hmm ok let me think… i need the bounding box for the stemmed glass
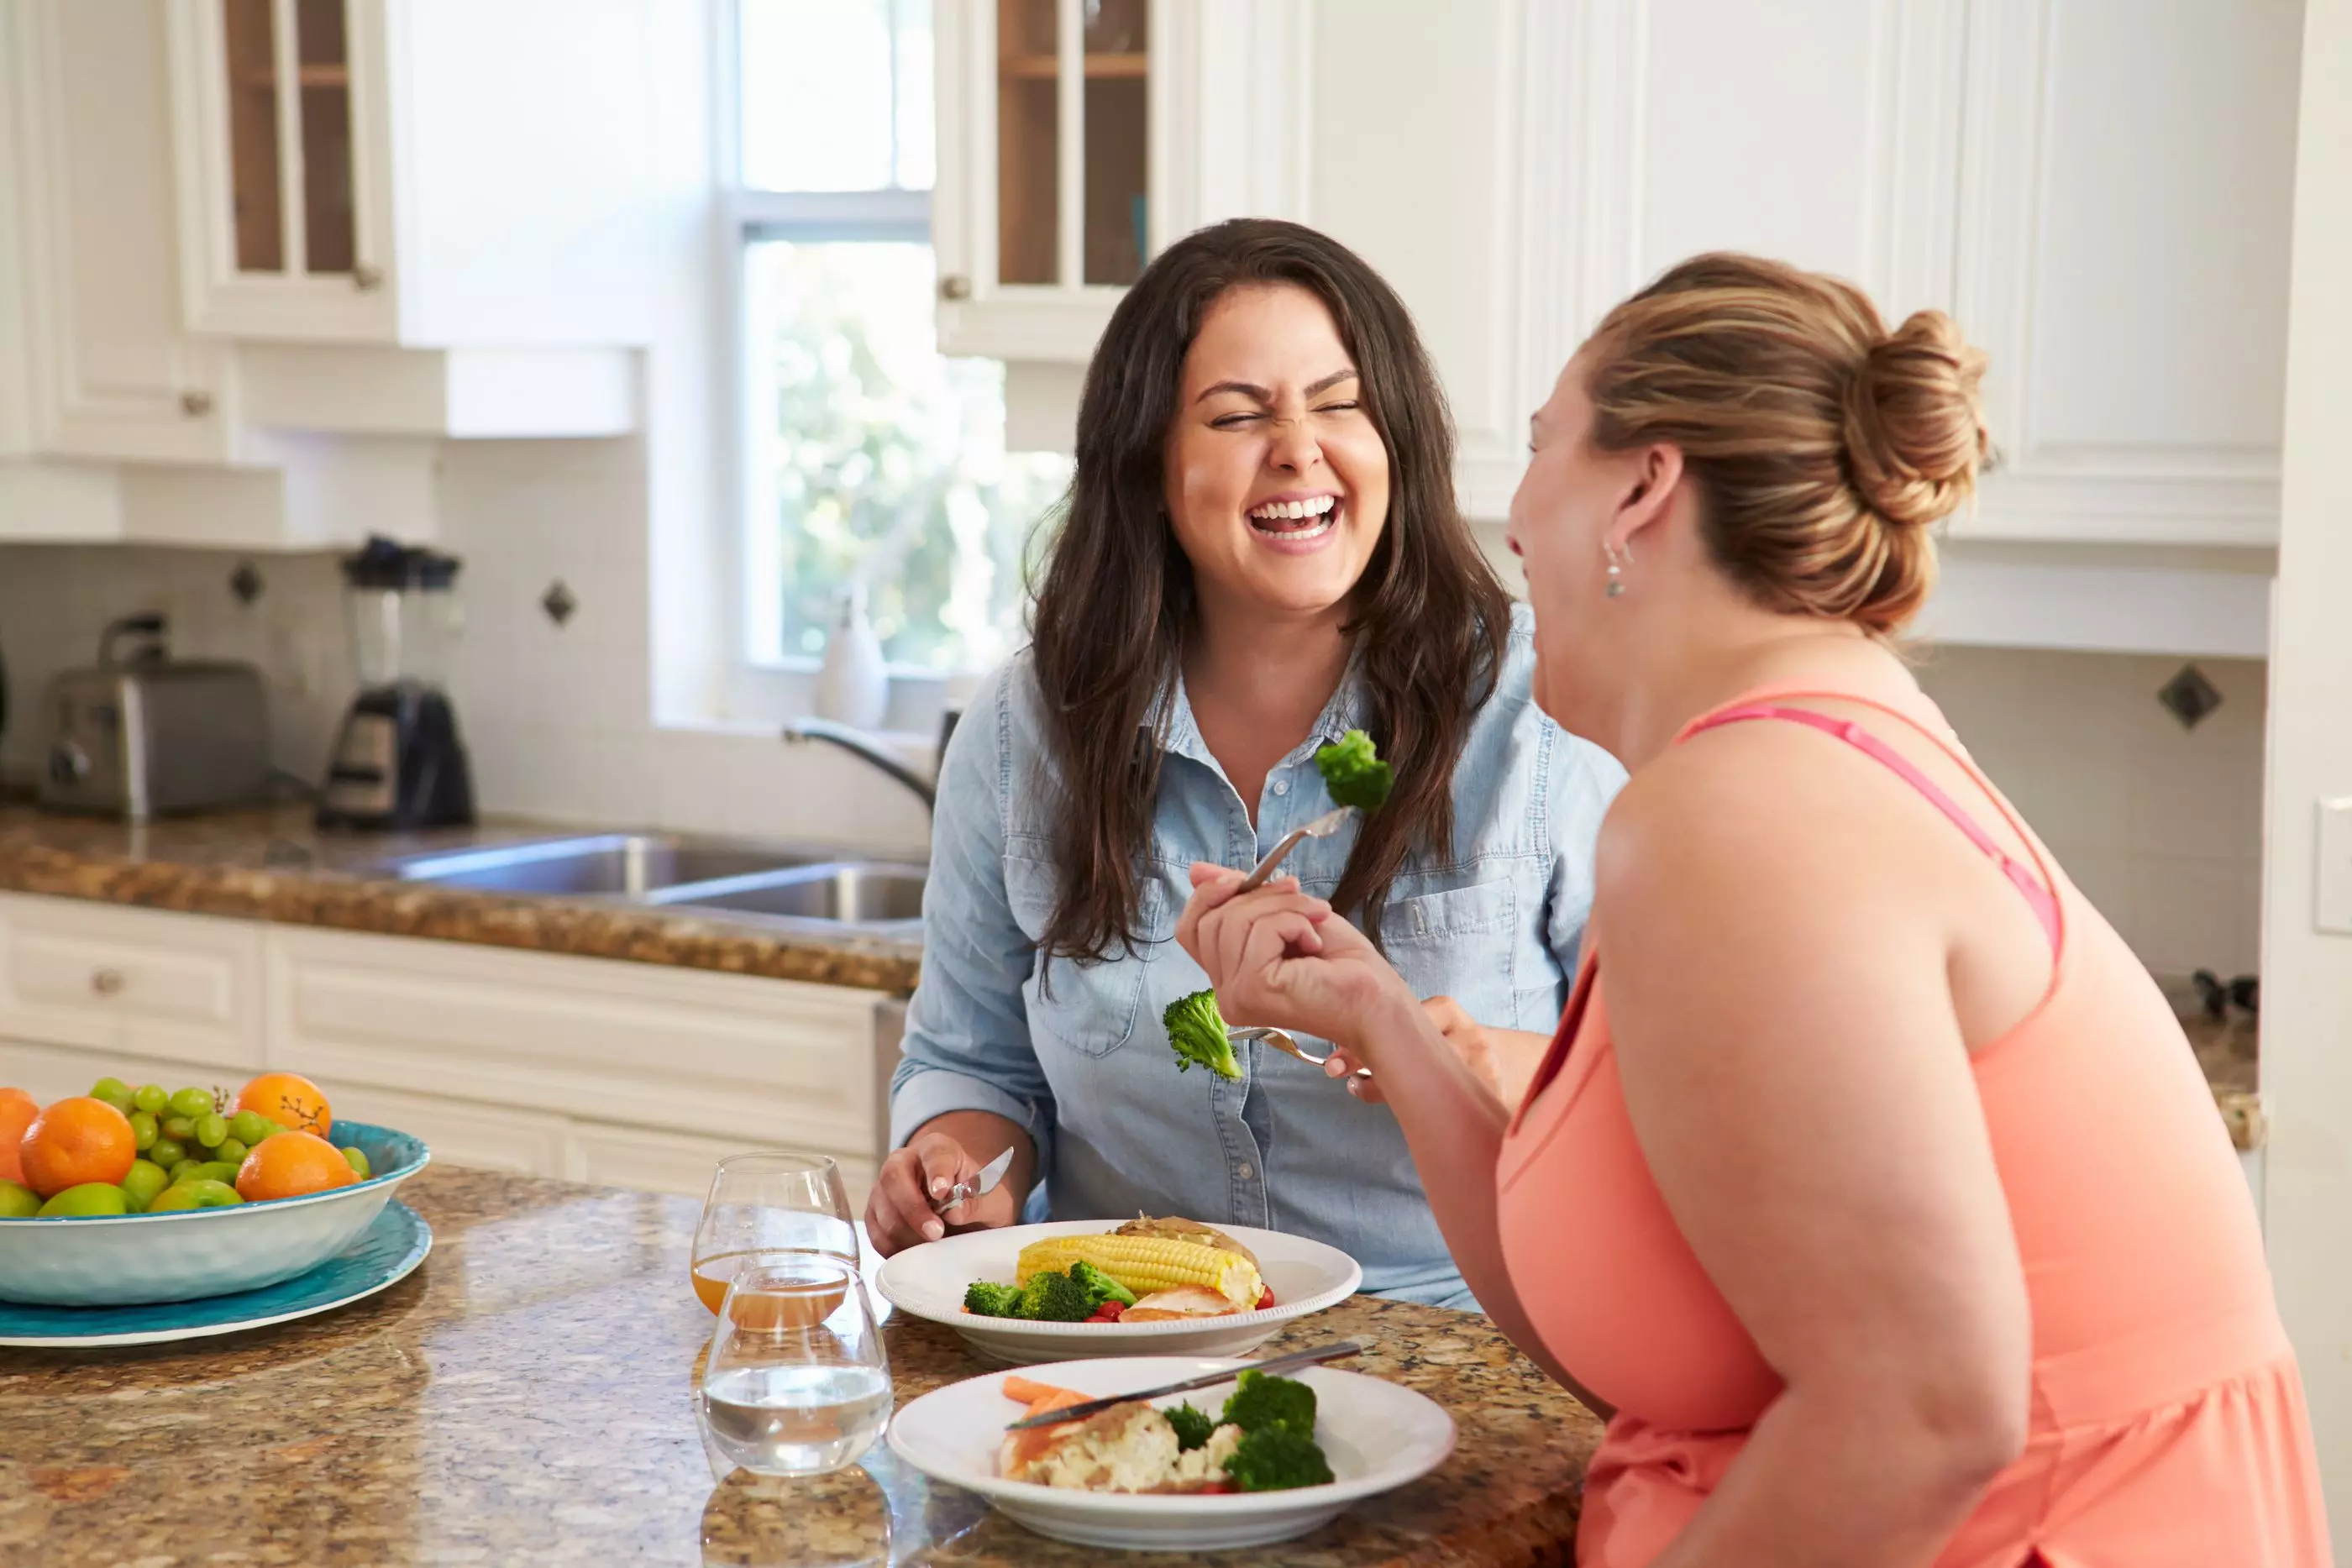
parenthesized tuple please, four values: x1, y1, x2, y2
(698, 1256, 891, 1478)
(690, 1151, 856, 1314)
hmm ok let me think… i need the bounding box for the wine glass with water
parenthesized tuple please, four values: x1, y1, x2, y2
(699, 1255, 891, 1477)
(690, 1151, 857, 1313)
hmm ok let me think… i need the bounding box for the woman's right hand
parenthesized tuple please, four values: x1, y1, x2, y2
(1177, 863, 1418, 1058)
(864, 1123, 1025, 1256)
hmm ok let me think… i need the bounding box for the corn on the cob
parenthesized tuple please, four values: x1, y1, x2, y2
(1016, 1233, 1263, 1308)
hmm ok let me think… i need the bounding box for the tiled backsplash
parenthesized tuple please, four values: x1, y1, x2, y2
(0, 517, 2269, 979)
(1914, 646, 2267, 978)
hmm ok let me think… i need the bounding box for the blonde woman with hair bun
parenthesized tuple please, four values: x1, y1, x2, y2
(1174, 253, 2329, 1565)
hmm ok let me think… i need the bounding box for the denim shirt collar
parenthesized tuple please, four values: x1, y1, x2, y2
(1142, 658, 1373, 771)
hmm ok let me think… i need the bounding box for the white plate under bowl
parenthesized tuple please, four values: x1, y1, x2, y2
(0, 1121, 429, 1308)
(874, 1220, 1361, 1366)
(887, 1355, 1456, 1551)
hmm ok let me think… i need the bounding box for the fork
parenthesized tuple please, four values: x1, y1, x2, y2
(1230, 1025, 1373, 1079)
(1234, 805, 1356, 894)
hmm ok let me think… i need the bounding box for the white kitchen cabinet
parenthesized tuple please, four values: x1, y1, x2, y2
(164, 0, 656, 351)
(2, 0, 237, 468)
(1315, 0, 2299, 551)
(0, 893, 266, 1073)
(0, 893, 896, 1198)
(932, 0, 1310, 360)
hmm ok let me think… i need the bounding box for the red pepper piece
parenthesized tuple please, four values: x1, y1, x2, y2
(1256, 1287, 1274, 1310)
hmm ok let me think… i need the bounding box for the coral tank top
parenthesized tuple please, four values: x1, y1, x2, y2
(1497, 690, 2331, 1567)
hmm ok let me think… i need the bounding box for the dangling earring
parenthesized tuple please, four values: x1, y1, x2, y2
(1604, 541, 1630, 598)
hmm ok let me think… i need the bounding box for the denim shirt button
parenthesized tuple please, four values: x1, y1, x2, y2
(1271, 779, 1289, 796)
(1236, 1162, 1255, 1181)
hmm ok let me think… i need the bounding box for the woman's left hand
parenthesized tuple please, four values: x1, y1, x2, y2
(1177, 863, 1415, 1054)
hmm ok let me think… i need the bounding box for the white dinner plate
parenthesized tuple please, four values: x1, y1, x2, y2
(874, 1219, 1361, 1366)
(887, 1355, 1456, 1551)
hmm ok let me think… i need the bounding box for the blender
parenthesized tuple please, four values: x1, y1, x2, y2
(317, 536, 475, 830)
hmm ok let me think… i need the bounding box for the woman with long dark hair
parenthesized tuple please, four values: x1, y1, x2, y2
(864, 219, 1624, 1306)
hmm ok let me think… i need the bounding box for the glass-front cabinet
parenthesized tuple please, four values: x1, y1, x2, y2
(166, 0, 396, 341)
(934, 0, 1163, 360)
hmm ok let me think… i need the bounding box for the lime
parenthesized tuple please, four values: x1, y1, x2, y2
(119, 1159, 171, 1210)
(90, 1077, 134, 1114)
(148, 1136, 187, 1169)
(171, 1161, 240, 1188)
(340, 1146, 372, 1179)
(168, 1088, 215, 1120)
(0, 1179, 39, 1218)
(38, 1183, 131, 1218)
(131, 1083, 167, 1115)
(146, 1179, 242, 1212)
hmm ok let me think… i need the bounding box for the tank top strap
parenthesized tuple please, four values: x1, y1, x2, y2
(1677, 690, 2063, 956)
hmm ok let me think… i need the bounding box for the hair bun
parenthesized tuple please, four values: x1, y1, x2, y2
(1841, 309, 1989, 529)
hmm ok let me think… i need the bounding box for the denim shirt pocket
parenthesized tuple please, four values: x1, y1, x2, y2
(1005, 852, 1170, 1060)
(1378, 876, 1520, 1026)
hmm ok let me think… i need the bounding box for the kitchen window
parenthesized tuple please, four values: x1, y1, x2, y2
(733, 0, 1073, 678)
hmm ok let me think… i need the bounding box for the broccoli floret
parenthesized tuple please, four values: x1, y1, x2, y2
(963, 1281, 1023, 1318)
(1222, 1425, 1335, 1492)
(1164, 1402, 1216, 1451)
(1315, 728, 1394, 812)
(1163, 989, 1241, 1080)
(1221, 1370, 1318, 1440)
(1018, 1268, 1096, 1323)
(1068, 1258, 1137, 1308)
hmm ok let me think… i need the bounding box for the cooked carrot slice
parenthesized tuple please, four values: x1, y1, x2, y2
(1002, 1375, 1081, 1407)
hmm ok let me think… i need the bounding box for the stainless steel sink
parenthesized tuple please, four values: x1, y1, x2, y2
(368, 835, 926, 933)
(372, 835, 822, 897)
(648, 863, 927, 926)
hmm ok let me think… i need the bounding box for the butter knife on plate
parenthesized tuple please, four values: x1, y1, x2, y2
(932, 1145, 1016, 1217)
(1002, 1340, 1367, 1430)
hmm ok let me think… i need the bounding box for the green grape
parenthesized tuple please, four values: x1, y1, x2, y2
(228, 1110, 270, 1146)
(213, 1137, 248, 1167)
(119, 1159, 170, 1211)
(131, 1083, 167, 1115)
(340, 1146, 371, 1179)
(147, 1136, 187, 1169)
(195, 1114, 228, 1149)
(129, 1110, 159, 1151)
(255, 1119, 287, 1142)
(90, 1077, 134, 1114)
(167, 1088, 214, 1120)
(161, 1114, 197, 1143)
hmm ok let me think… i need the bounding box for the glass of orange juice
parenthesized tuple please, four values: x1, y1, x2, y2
(690, 1151, 856, 1314)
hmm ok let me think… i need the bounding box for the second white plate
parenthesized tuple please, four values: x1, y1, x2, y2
(874, 1220, 1362, 1366)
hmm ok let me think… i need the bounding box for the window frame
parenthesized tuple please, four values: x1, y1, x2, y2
(721, 0, 982, 728)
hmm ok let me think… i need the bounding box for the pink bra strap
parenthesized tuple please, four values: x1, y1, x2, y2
(1689, 704, 2061, 953)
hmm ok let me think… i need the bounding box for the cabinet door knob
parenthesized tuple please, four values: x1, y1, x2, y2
(353, 263, 384, 291)
(180, 390, 213, 417)
(90, 968, 125, 998)
(939, 274, 972, 301)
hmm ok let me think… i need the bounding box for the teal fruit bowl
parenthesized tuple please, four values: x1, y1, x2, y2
(0, 1120, 429, 1308)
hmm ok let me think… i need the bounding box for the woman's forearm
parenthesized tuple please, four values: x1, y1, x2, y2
(1346, 992, 1614, 1417)
(1650, 1382, 2013, 1568)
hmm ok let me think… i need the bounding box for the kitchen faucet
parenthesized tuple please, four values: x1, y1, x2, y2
(783, 717, 937, 814)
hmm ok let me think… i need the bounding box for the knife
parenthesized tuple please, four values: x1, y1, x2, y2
(931, 1145, 1016, 1217)
(1001, 1340, 1365, 1430)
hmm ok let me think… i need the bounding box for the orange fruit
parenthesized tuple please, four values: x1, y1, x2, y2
(236, 1072, 332, 1139)
(235, 1130, 358, 1203)
(19, 1096, 136, 1198)
(0, 1088, 37, 1185)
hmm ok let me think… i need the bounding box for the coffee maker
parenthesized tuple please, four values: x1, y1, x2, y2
(317, 536, 475, 831)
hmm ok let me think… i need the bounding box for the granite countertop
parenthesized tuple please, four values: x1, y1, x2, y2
(0, 801, 923, 994)
(0, 1167, 1601, 1566)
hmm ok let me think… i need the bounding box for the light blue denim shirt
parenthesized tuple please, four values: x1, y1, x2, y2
(890, 605, 1625, 1306)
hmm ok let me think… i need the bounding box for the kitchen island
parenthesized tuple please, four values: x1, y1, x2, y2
(1, 1166, 1602, 1565)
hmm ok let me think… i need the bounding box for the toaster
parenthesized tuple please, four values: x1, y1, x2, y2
(39, 615, 271, 819)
